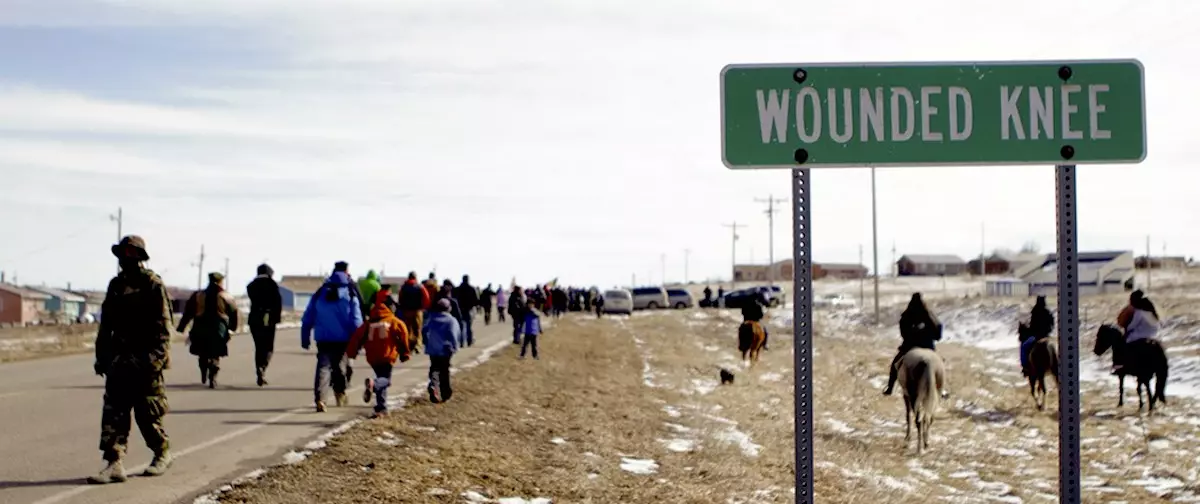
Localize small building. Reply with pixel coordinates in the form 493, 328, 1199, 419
733, 260, 794, 282
1135, 256, 1188, 270
165, 287, 196, 315
0, 283, 52, 326
966, 252, 1047, 276
23, 286, 86, 322
813, 263, 868, 280
897, 254, 968, 277
985, 278, 1031, 297
279, 275, 327, 312
1012, 250, 1136, 297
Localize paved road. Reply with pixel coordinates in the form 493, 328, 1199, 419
0, 317, 515, 504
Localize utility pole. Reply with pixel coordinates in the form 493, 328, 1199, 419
660, 253, 667, 286
871, 167, 880, 325
1146, 235, 1151, 291
859, 244, 865, 305
722, 222, 747, 289
980, 222, 987, 276
224, 258, 230, 289
193, 245, 206, 291
109, 207, 123, 274
684, 249, 691, 285
755, 195, 787, 287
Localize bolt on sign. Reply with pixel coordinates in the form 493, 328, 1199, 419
721, 60, 1146, 168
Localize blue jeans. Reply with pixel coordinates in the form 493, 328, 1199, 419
1020, 337, 1036, 370
460, 312, 474, 347
371, 363, 393, 412
314, 341, 348, 403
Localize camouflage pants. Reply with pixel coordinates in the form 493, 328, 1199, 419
99, 364, 169, 461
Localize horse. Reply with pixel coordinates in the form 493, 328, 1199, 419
1018, 322, 1059, 411
737, 320, 766, 367
896, 348, 946, 455
1094, 324, 1169, 412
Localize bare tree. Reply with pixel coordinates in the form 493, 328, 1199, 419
1019, 241, 1040, 254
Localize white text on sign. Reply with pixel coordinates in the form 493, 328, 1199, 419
755, 84, 1113, 144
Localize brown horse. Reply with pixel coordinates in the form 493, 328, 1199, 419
896, 348, 946, 455
738, 320, 766, 367
1094, 324, 1169, 412
1018, 322, 1059, 411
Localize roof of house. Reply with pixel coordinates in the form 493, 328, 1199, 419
815, 262, 867, 270
1043, 250, 1131, 263
279, 275, 327, 294
900, 254, 966, 265
23, 286, 86, 303
0, 283, 52, 300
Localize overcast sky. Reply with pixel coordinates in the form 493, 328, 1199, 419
0, 0, 1195, 293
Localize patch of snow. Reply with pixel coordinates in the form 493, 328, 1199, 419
620, 457, 659, 475
462, 490, 492, 502
413, 425, 437, 432
663, 405, 682, 418
232, 469, 267, 485
712, 427, 762, 457
758, 372, 783, 382
550, 437, 567, 445
825, 419, 855, 434
1148, 439, 1171, 450
497, 498, 552, 504
430, 468, 443, 476
192, 497, 220, 504
282, 450, 310, 464
303, 439, 326, 450
427, 488, 451, 496
1129, 476, 1186, 495
949, 470, 978, 479
687, 378, 718, 395
994, 447, 1032, 459
659, 438, 696, 452
664, 422, 692, 433
587, 473, 600, 480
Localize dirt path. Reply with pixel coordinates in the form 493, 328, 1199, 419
217, 309, 1200, 503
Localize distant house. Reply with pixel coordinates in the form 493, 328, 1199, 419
897, 255, 968, 277
813, 263, 868, 280
279, 275, 327, 312
23, 286, 86, 321
988, 250, 1135, 297
733, 260, 794, 282
967, 252, 1046, 276
1135, 256, 1188, 270
0, 283, 52, 326
69, 290, 106, 319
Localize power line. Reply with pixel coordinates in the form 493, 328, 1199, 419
722, 222, 747, 288
754, 195, 787, 287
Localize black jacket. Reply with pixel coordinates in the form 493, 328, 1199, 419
1028, 306, 1055, 340
454, 284, 480, 311
246, 276, 282, 326
480, 288, 496, 307
899, 310, 941, 350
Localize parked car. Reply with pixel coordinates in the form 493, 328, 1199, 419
718, 288, 762, 309
602, 289, 634, 315
814, 293, 857, 309
666, 289, 694, 309
757, 285, 786, 307
630, 286, 669, 310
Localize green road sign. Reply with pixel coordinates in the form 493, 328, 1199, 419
721, 60, 1146, 168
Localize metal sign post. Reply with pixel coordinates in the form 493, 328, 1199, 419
791, 168, 814, 504
721, 59, 1144, 504
1055, 164, 1081, 503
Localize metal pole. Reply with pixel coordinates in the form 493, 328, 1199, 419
723, 222, 746, 289
1055, 164, 1081, 504
859, 244, 865, 304
684, 249, 691, 284
756, 195, 787, 287
790, 168, 814, 504
224, 258, 230, 289
661, 254, 667, 286
871, 167, 880, 324
197, 245, 205, 291
1146, 235, 1151, 291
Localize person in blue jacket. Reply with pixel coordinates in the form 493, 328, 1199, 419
422, 298, 461, 404
301, 268, 364, 412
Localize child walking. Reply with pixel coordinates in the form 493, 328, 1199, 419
422, 298, 461, 403
520, 299, 543, 360
345, 289, 412, 418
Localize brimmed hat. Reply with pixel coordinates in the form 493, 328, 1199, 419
111, 235, 149, 261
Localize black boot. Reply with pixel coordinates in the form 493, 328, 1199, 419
208, 366, 219, 389
256, 367, 268, 387
199, 362, 208, 385
883, 364, 898, 396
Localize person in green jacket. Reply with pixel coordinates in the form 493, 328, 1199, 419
357, 270, 382, 317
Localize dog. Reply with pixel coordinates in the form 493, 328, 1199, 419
720, 368, 735, 385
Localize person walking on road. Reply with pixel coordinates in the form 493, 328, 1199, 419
398, 271, 431, 353
178, 272, 239, 389
520, 298, 544, 360
496, 284, 508, 323
436, 280, 464, 323
357, 270, 382, 318
507, 285, 526, 344
423, 272, 439, 305
454, 275, 480, 347
333, 262, 363, 385
89, 235, 174, 484
346, 287, 412, 418
594, 292, 605, 318
301, 266, 364, 412
247, 264, 282, 386
422, 298, 461, 403
480, 283, 496, 326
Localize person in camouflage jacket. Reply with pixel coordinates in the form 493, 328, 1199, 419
89, 235, 174, 485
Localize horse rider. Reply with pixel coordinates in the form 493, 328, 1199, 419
1113, 289, 1161, 374
1020, 295, 1054, 377
741, 290, 771, 350
883, 293, 942, 396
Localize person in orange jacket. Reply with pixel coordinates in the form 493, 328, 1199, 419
346, 288, 412, 418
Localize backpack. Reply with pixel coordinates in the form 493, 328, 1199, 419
400, 283, 425, 311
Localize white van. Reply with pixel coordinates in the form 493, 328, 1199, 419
602, 289, 634, 315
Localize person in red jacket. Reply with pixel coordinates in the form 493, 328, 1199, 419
397, 272, 431, 355
346, 288, 412, 418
